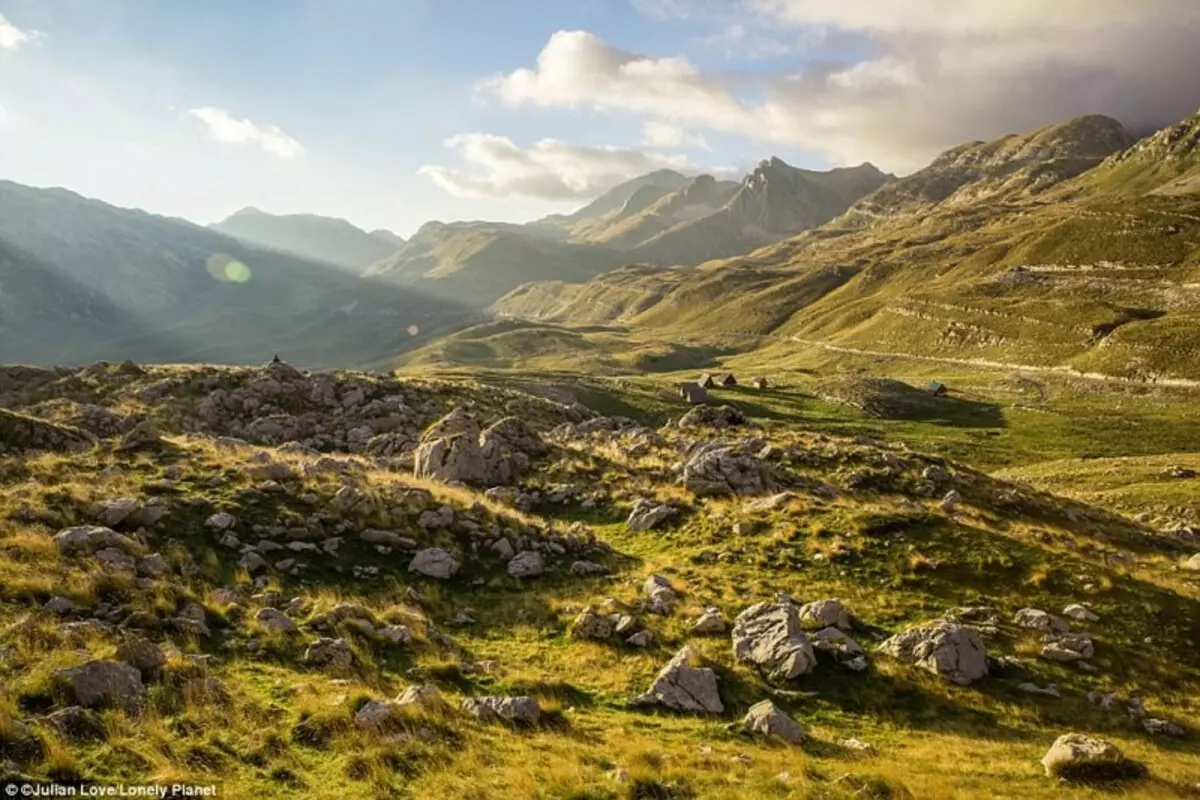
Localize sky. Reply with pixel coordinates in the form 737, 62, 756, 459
1, 0, 1199, 238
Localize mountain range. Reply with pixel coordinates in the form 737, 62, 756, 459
1, 110, 1198, 374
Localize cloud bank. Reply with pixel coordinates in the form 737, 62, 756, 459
186, 107, 305, 159
417, 133, 695, 201
475, 2, 1200, 173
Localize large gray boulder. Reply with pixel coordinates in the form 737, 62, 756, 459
732, 602, 817, 681
798, 599, 852, 631
1041, 733, 1148, 782
1014, 608, 1070, 635
879, 620, 987, 684
682, 443, 772, 497
506, 550, 545, 578
55, 660, 145, 714
303, 637, 353, 670
638, 646, 723, 714
462, 695, 541, 725
53, 526, 136, 556
414, 434, 486, 485
408, 548, 460, 580
627, 500, 676, 532
742, 699, 806, 744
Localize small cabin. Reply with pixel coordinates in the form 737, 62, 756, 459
697, 373, 716, 389
929, 380, 948, 397
679, 382, 710, 405
714, 372, 738, 387
751, 376, 769, 390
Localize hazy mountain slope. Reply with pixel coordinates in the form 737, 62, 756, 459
627, 160, 891, 265
211, 207, 402, 270
0, 237, 143, 364
0, 181, 475, 367
583, 175, 741, 248
369, 228, 407, 248
365, 221, 627, 306
532, 169, 690, 235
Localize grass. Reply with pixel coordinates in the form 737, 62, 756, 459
1, 363, 1199, 798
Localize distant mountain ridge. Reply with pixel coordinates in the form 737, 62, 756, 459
211, 207, 405, 270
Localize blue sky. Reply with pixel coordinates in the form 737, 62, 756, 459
1, 0, 1196, 236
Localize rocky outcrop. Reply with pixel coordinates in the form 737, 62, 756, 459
55, 660, 145, 714
462, 695, 542, 725
732, 602, 817, 681
682, 442, 772, 497
408, 548, 460, 580
878, 620, 987, 684
413, 409, 545, 487
0, 408, 95, 453
627, 500, 676, 532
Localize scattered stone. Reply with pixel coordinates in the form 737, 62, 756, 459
55, 660, 145, 714
644, 575, 679, 615
742, 700, 806, 744
879, 620, 988, 685
395, 684, 446, 711
691, 607, 726, 635
114, 637, 166, 677
137, 553, 170, 578
507, 550, 545, 578
627, 500, 677, 532
119, 420, 161, 451
682, 443, 773, 497
798, 599, 852, 631
304, 638, 353, 670
1041, 633, 1095, 663
205, 512, 237, 531
571, 607, 615, 641
840, 738, 877, 754
53, 525, 136, 556
255, 608, 298, 634
732, 602, 817, 681
636, 646, 723, 714
569, 560, 607, 576
43, 596, 73, 615
1142, 718, 1185, 737
1061, 604, 1099, 623
626, 630, 652, 648
1041, 733, 1147, 783
408, 548, 460, 580
810, 626, 868, 671
378, 625, 413, 645
1018, 682, 1061, 698
461, 696, 541, 725
1014, 608, 1070, 635
354, 700, 398, 731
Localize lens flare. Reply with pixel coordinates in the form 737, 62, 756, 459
206, 253, 253, 283
407, 324, 420, 336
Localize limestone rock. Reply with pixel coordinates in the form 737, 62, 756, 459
1041, 733, 1147, 782
1062, 604, 1099, 622
798, 599, 852, 631
507, 550, 545, 579
742, 699, 806, 744
53, 526, 135, 557
114, 637, 165, 677
395, 684, 446, 711
255, 608, 298, 634
626, 500, 676, 532
644, 575, 679, 615
691, 607, 727, 635
732, 602, 817, 681
810, 626, 868, 671
571, 607, 615, 641
682, 443, 772, 497
1014, 608, 1070, 635
461, 695, 541, 725
879, 620, 988, 685
638, 646, 723, 714
408, 548, 460, 580
304, 638, 353, 670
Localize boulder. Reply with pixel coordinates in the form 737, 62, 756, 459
461, 695, 541, 725
414, 434, 486, 485
507, 550, 545, 579
1185, 553, 1200, 571
119, 420, 161, 451
682, 443, 772, 497
571, 607, 615, 641
354, 700, 397, 731
644, 575, 679, 615
678, 405, 747, 430
378, 625, 413, 645
53, 526, 135, 556
732, 602, 817, 681
1041, 632, 1094, 662
1041, 733, 1147, 782
569, 560, 607, 576
810, 627, 868, 671
1062, 604, 1099, 623
114, 637, 166, 677
395, 684, 446, 711
638, 646, 723, 714
255, 608, 298, 634
691, 607, 727, 635
408, 548, 460, 580
742, 699, 806, 744
1014, 608, 1070, 635
626, 500, 676, 532
798, 599, 852, 631
303, 638, 353, 670
878, 620, 988, 684
55, 660, 145, 714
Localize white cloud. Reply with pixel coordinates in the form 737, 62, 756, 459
418, 133, 695, 201
696, 23, 791, 59
482, 7, 1200, 173
642, 121, 709, 150
186, 107, 305, 158
0, 14, 42, 50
